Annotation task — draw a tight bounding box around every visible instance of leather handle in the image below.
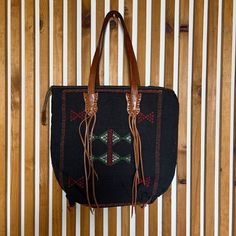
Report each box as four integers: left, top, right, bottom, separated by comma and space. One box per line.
88, 10, 140, 95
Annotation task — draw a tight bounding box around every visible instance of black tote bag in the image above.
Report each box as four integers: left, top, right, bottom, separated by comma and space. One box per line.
42, 10, 179, 209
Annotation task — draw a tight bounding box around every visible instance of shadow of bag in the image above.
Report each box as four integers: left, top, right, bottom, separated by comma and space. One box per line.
41, 10, 179, 209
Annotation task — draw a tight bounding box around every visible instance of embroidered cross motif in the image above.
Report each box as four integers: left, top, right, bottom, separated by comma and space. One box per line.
70, 110, 86, 121
137, 112, 154, 124
138, 176, 151, 187
92, 129, 131, 145
93, 152, 131, 166
68, 176, 85, 188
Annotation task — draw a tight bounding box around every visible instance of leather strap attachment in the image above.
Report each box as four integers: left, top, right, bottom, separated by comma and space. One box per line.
88, 10, 140, 97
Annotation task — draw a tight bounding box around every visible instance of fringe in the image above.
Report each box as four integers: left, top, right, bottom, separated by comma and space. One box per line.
128, 113, 145, 215
79, 113, 99, 210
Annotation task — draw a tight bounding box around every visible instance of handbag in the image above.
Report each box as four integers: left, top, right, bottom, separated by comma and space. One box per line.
42, 10, 179, 210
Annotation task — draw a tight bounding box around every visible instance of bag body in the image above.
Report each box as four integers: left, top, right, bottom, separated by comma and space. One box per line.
42, 11, 179, 208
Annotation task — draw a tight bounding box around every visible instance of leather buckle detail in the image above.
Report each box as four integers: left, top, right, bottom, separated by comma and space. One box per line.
126, 93, 142, 116
83, 93, 98, 116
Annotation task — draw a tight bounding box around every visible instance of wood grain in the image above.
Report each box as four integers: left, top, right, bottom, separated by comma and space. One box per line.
123, 0, 133, 86
149, 1, 160, 234
205, 0, 218, 234
53, 0, 63, 235
219, 0, 233, 234
67, 0, 77, 235
95, 0, 105, 87
24, 0, 35, 235
3, 1, 236, 235
191, 0, 204, 235
95, 208, 103, 236
150, 0, 160, 87
39, 0, 50, 235
177, 0, 189, 235
0, 0, 6, 234
109, 0, 118, 86
81, 1, 91, 235
10, 0, 21, 234
162, 0, 175, 234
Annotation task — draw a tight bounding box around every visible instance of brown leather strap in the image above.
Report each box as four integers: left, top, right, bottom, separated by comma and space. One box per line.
88, 10, 140, 95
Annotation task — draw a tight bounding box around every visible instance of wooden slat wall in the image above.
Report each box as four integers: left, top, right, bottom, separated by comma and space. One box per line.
0, 0, 235, 235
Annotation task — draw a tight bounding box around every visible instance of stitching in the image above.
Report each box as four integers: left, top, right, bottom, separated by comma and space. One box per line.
151, 91, 163, 199
107, 129, 113, 166
137, 112, 155, 124
70, 110, 86, 121
59, 92, 67, 187
59, 89, 163, 204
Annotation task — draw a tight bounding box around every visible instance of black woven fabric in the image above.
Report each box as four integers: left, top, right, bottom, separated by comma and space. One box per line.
50, 86, 179, 207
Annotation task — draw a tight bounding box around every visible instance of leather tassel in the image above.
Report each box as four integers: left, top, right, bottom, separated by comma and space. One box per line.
79, 93, 99, 209
126, 93, 145, 213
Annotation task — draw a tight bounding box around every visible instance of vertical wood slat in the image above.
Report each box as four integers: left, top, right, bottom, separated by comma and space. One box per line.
25, 0, 34, 235
53, 0, 63, 235
39, 0, 50, 234
162, 0, 175, 235
149, 0, 160, 234
190, 0, 204, 235
67, 1, 77, 235
219, 0, 233, 234
177, 0, 189, 235
205, 0, 218, 234
0, 0, 6, 234
10, 0, 21, 235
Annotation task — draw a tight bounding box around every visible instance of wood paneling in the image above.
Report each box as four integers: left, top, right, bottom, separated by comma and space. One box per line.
25, 0, 35, 235
191, 0, 204, 235
1, 0, 236, 235
53, 0, 63, 235
220, 0, 233, 234
10, 0, 21, 234
177, 0, 189, 234
162, 0, 175, 235
67, 1, 77, 235
39, 0, 50, 235
205, 0, 218, 234
0, 0, 6, 234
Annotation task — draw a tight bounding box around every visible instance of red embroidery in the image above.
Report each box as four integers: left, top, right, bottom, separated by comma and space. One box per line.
137, 112, 154, 124
138, 176, 151, 188
107, 129, 113, 166
68, 176, 85, 188
70, 110, 86, 121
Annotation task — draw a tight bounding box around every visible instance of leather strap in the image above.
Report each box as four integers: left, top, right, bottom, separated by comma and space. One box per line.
88, 10, 140, 95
